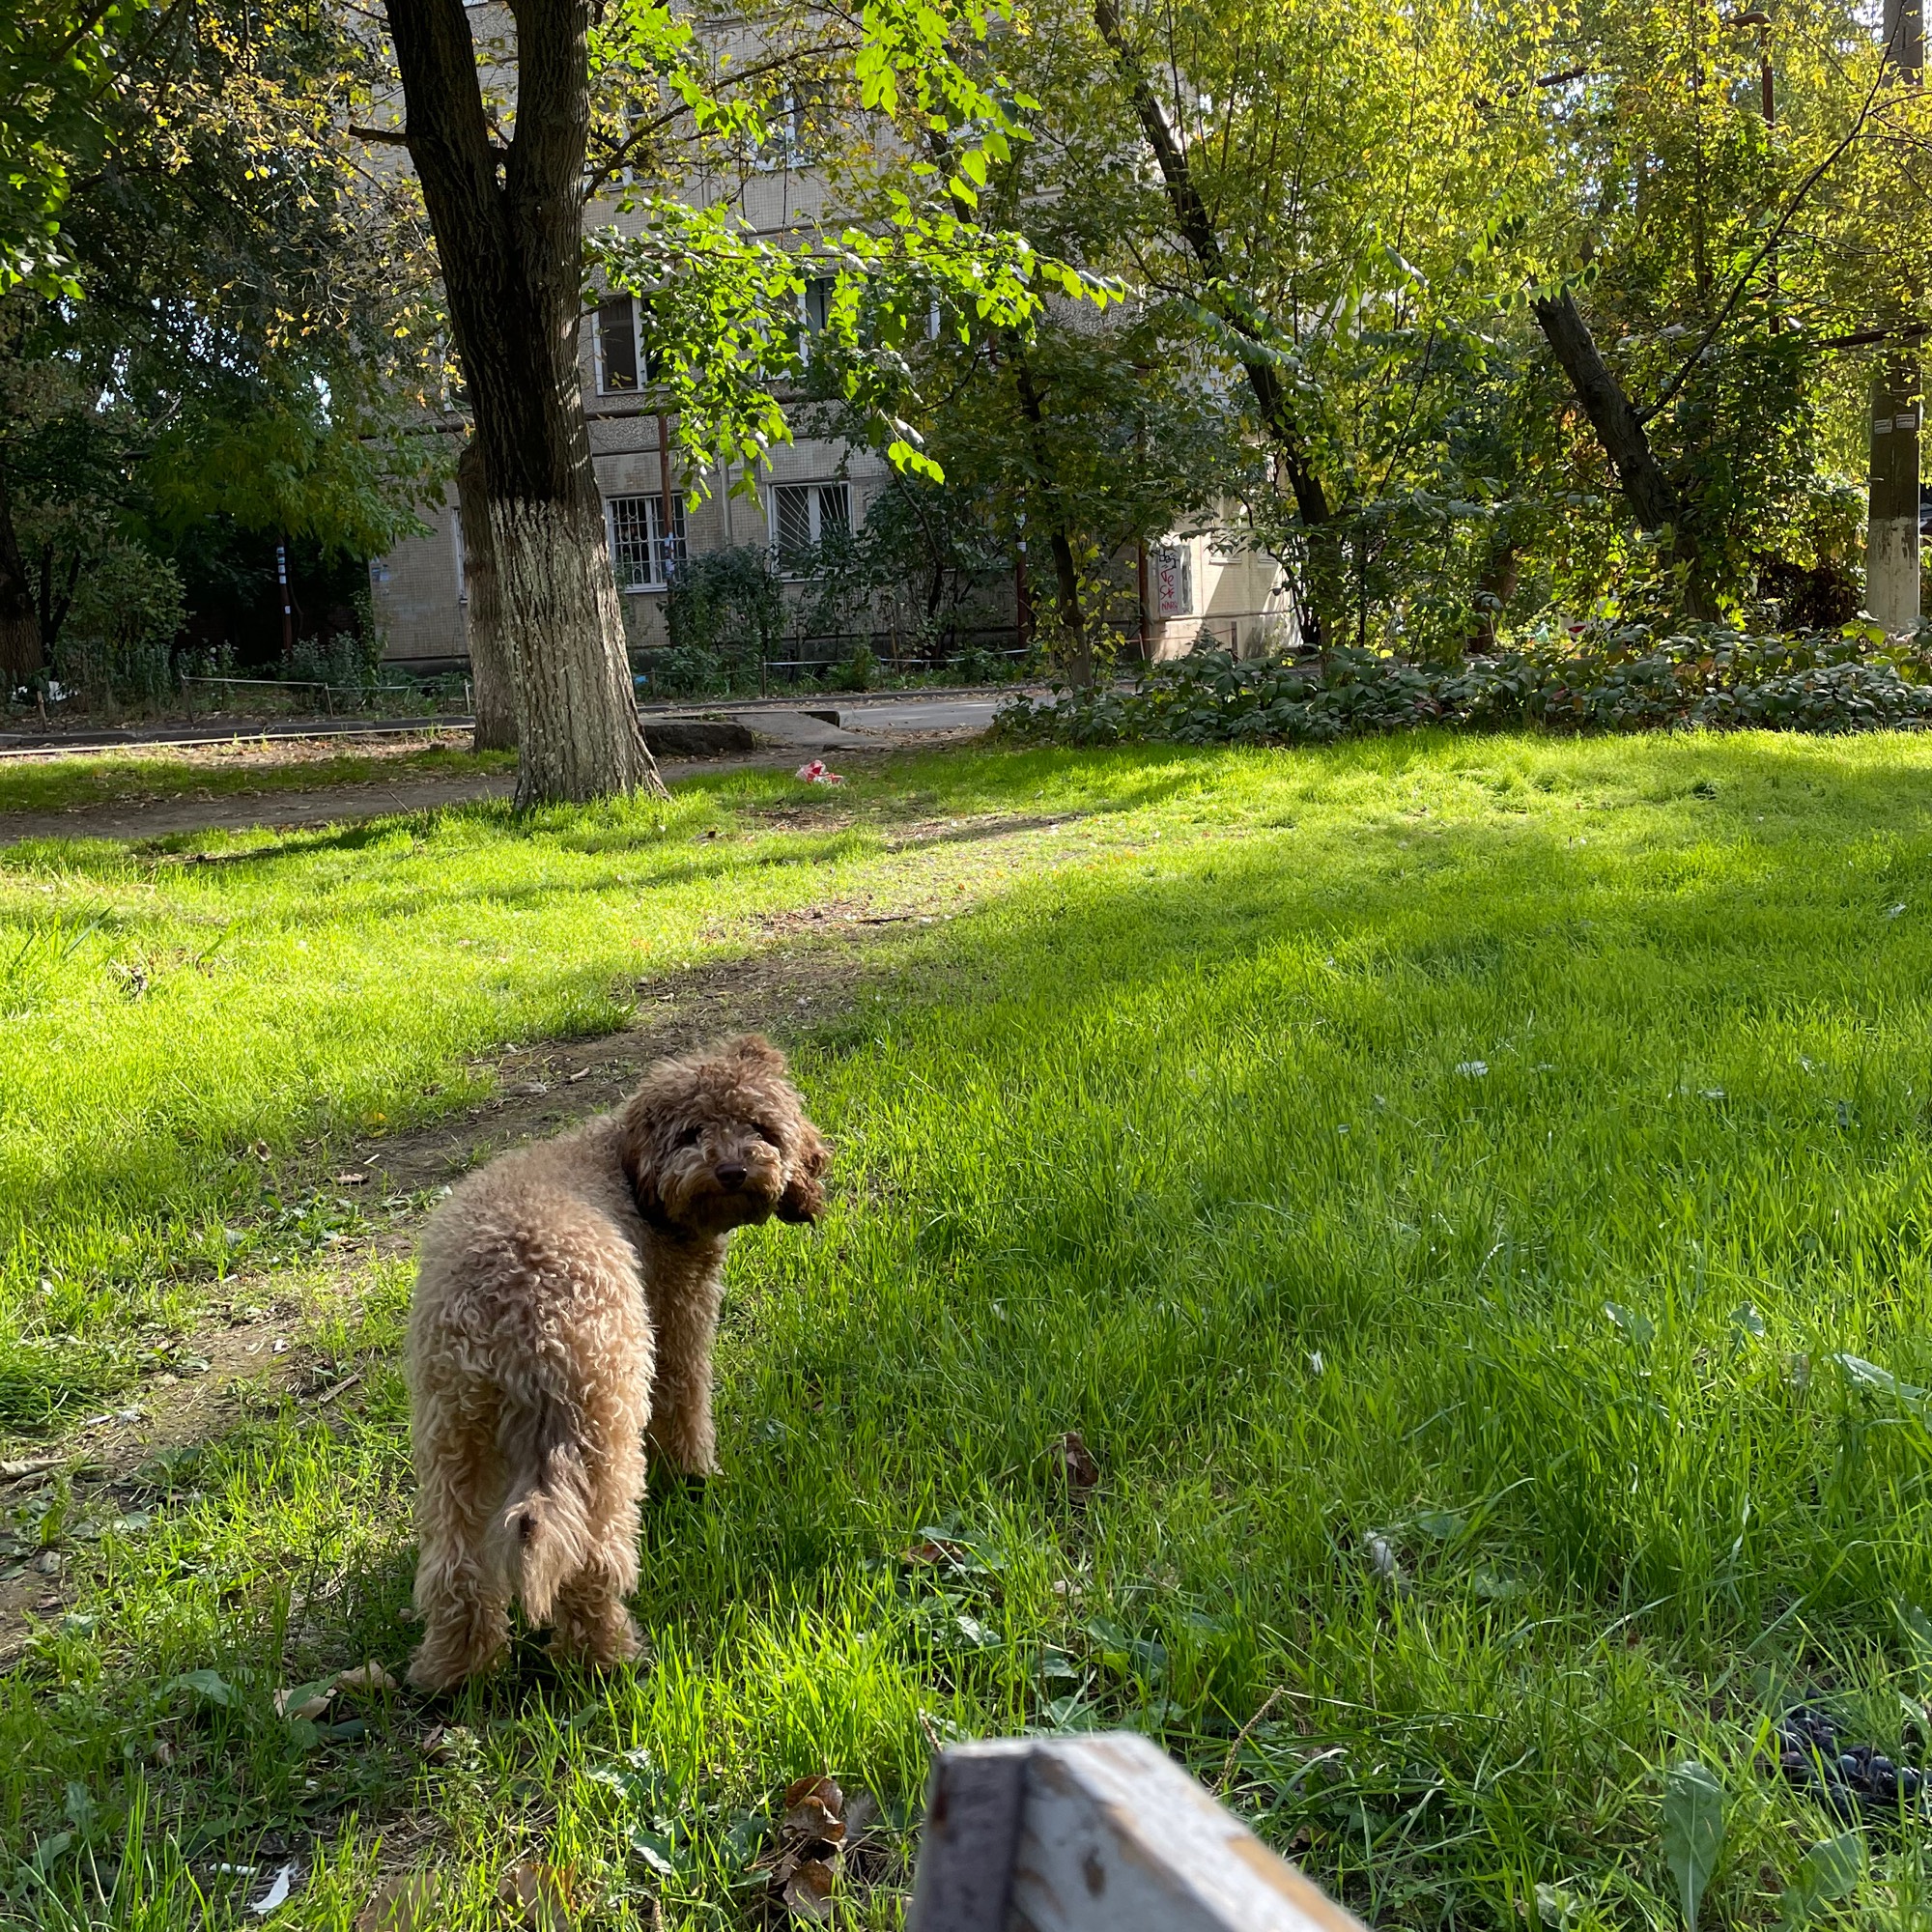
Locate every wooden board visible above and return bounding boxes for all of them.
[909,1731,1369,1932]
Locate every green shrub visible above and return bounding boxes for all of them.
[997,622,1932,747]
[830,641,880,692]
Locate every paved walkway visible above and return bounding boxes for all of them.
[0,688,1012,758]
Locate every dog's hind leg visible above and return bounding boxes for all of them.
[409,1394,512,1692]
[547,1374,649,1670]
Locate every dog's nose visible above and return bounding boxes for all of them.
[716,1163,748,1191]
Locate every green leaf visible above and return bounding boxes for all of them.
[167,1667,236,1707]
[30,1830,73,1874]
[1776,1830,1863,1928]
[1605,1301,1655,1349]
[1831,1353,1928,1412]
[1662,1759,1725,1930]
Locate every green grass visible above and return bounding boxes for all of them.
[9,731,1932,1926]
[0,738,508,816]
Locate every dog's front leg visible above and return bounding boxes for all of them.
[643,1240,726,1477]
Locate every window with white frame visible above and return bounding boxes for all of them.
[753,84,825,171]
[608,494,685,589]
[771,482,850,569]
[794,276,836,364]
[594,297,658,394]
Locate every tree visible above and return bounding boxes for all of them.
[380,0,1087,801]
[455,438,517,751]
[1516,0,1932,617]
[0,0,442,693]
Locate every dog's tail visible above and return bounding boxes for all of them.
[498,1398,595,1623]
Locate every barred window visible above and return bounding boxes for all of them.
[607,494,685,590]
[772,482,850,570]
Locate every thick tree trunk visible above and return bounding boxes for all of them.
[495,496,646,802]
[1092,0,1341,640]
[455,438,518,752]
[1532,289,1715,618]
[384,0,662,804]
[0,469,44,688]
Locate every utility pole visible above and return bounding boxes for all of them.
[656,412,678,585]
[276,541,295,664]
[1867,0,1923,633]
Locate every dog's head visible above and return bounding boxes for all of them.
[620,1034,830,1237]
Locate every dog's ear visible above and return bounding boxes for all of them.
[618,1094,665,1223]
[724,1033,786,1075]
[776,1120,831,1224]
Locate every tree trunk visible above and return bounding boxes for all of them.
[455,437,518,751]
[0,468,43,687]
[1531,289,1715,618]
[1046,528,1091,686]
[1010,348,1090,685]
[384,0,663,805]
[1092,0,1342,640]
[1464,540,1519,654]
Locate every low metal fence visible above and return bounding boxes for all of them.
[179,675,472,718]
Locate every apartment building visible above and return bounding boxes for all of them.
[364,13,1292,667]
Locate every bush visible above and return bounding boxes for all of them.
[996,622,1932,748]
[288,630,384,695]
[830,642,880,693]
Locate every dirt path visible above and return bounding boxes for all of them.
[0,924,903,1653]
[0,745,930,847]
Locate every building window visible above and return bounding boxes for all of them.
[795,276,836,363]
[608,494,685,589]
[771,482,850,569]
[1151,543,1194,618]
[595,297,659,394]
[754,84,825,170]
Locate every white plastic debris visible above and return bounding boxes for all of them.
[249,1861,297,1916]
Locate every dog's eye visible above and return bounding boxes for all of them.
[753,1122,782,1147]
[678,1125,703,1149]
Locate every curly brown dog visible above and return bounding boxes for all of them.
[405,1035,828,1690]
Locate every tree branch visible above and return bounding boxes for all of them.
[581,43,849,201]
[1637,36,1894,424]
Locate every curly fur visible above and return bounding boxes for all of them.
[404,1034,829,1690]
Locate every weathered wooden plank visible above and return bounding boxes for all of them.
[908,1732,1369,1932]
[907,1738,1032,1932]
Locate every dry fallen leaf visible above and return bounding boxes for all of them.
[498,1861,579,1932]
[355,1872,441,1932]
[274,1680,334,1721]
[1049,1430,1101,1492]
[332,1662,399,1696]
[900,1538,963,1567]
[781,1858,838,1921]
[782,1793,846,1845]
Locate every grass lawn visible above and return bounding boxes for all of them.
[0,734,504,817]
[7,729,1932,1927]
